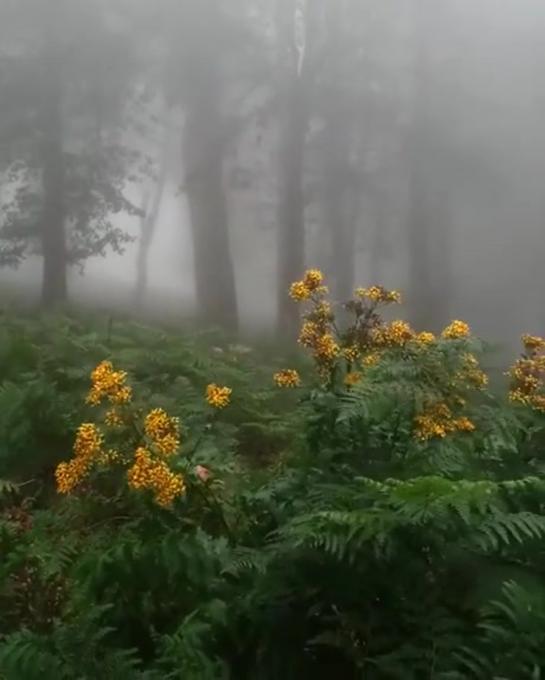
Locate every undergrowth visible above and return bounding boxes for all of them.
[1,274,545,678]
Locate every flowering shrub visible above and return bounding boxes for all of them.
[289,270,487,444]
[55,361,233,507]
[4,298,545,678]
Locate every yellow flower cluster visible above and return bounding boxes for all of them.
[344,371,362,386]
[458,353,488,389]
[415,331,436,345]
[289,269,328,301]
[298,320,320,348]
[362,351,382,367]
[98,448,122,465]
[508,335,545,410]
[343,345,360,362]
[314,300,334,323]
[127,447,185,507]
[509,360,545,410]
[145,408,180,456]
[86,360,132,406]
[274,369,301,388]
[55,423,103,494]
[290,274,340,376]
[289,280,311,302]
[355,286,401,304]
[105,409,123,427]
[314,333,340,361]
[372,320,415,348]
[206,384,232,409]
[442,320,470,340]
[522,335,545,353]
[303,269,324,291]
[415,402,475,441]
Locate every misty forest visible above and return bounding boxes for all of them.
[3,0,545,677]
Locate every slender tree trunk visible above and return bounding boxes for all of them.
[277,76,307,336]
[323,160,357,303]
[407,0,437,330]
[183,86,238,333]
[321,1,359,304]
[276,0,309,337]
[40,8,66,307]
[134,118,170,309]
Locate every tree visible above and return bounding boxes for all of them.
[39,1,67,306]
[275,0,314,336]
[0,0,141,306]
[133,106,171,309]
[319,1,362,304]
[167,0,242,332]
[406,0,447,330]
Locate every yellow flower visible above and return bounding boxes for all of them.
[98,448,122,465]
[55,458,89,495]
[145,408,180,457]
[522,335,545,354]
[453,417,475,433]
[206,384,232,409]
[344,371,362,386]
[459,353,488,389]
[274,369,301,388]
[298,320,320,348]
[127,447,185,508]
[355,286,401,304]
[55,423,103,494]
[414,402,475,441]
[313,301,333,321]
[73,423,103,461]
[86,360,132,406]
[289,280,311,302]
[303,269,324,291]
[442,320,470,340]
[530,395,545,412]
[362,352,381,367]
[343,345,360,362]
[314,334,340,361]
[105,409,123,427]
[373,320,414,347]
[415,331,436,345]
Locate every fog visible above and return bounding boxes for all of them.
[1,0,545,351]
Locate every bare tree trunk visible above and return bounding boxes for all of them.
[276,0,309,337]
[323,159,358,303]
[183,88,238,333]
[407,0,437,330]
[40,6,66,308]
[277,77,307,336]
[134,118,170,309]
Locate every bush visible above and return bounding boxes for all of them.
[2,275,545,678]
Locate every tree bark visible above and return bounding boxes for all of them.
[276,0,309,337]
[134,118,170,309]
[321,2,359,305]
[40,7,67,307]
[323,152,357,303]
[183,88,238,333]
[407,0,437,331]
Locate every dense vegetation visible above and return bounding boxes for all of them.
[2,273,545,678]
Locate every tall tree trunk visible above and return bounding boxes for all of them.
[323,156,357,303]
[407,0,447,331]
[40,6,66,307]
[276,0,309,337]
[321,1,358,304]
[134,117,170,309]
[183,86,238,333]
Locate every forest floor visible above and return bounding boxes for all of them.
[0,302,543,678]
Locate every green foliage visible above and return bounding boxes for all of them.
[2,313,545,678]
